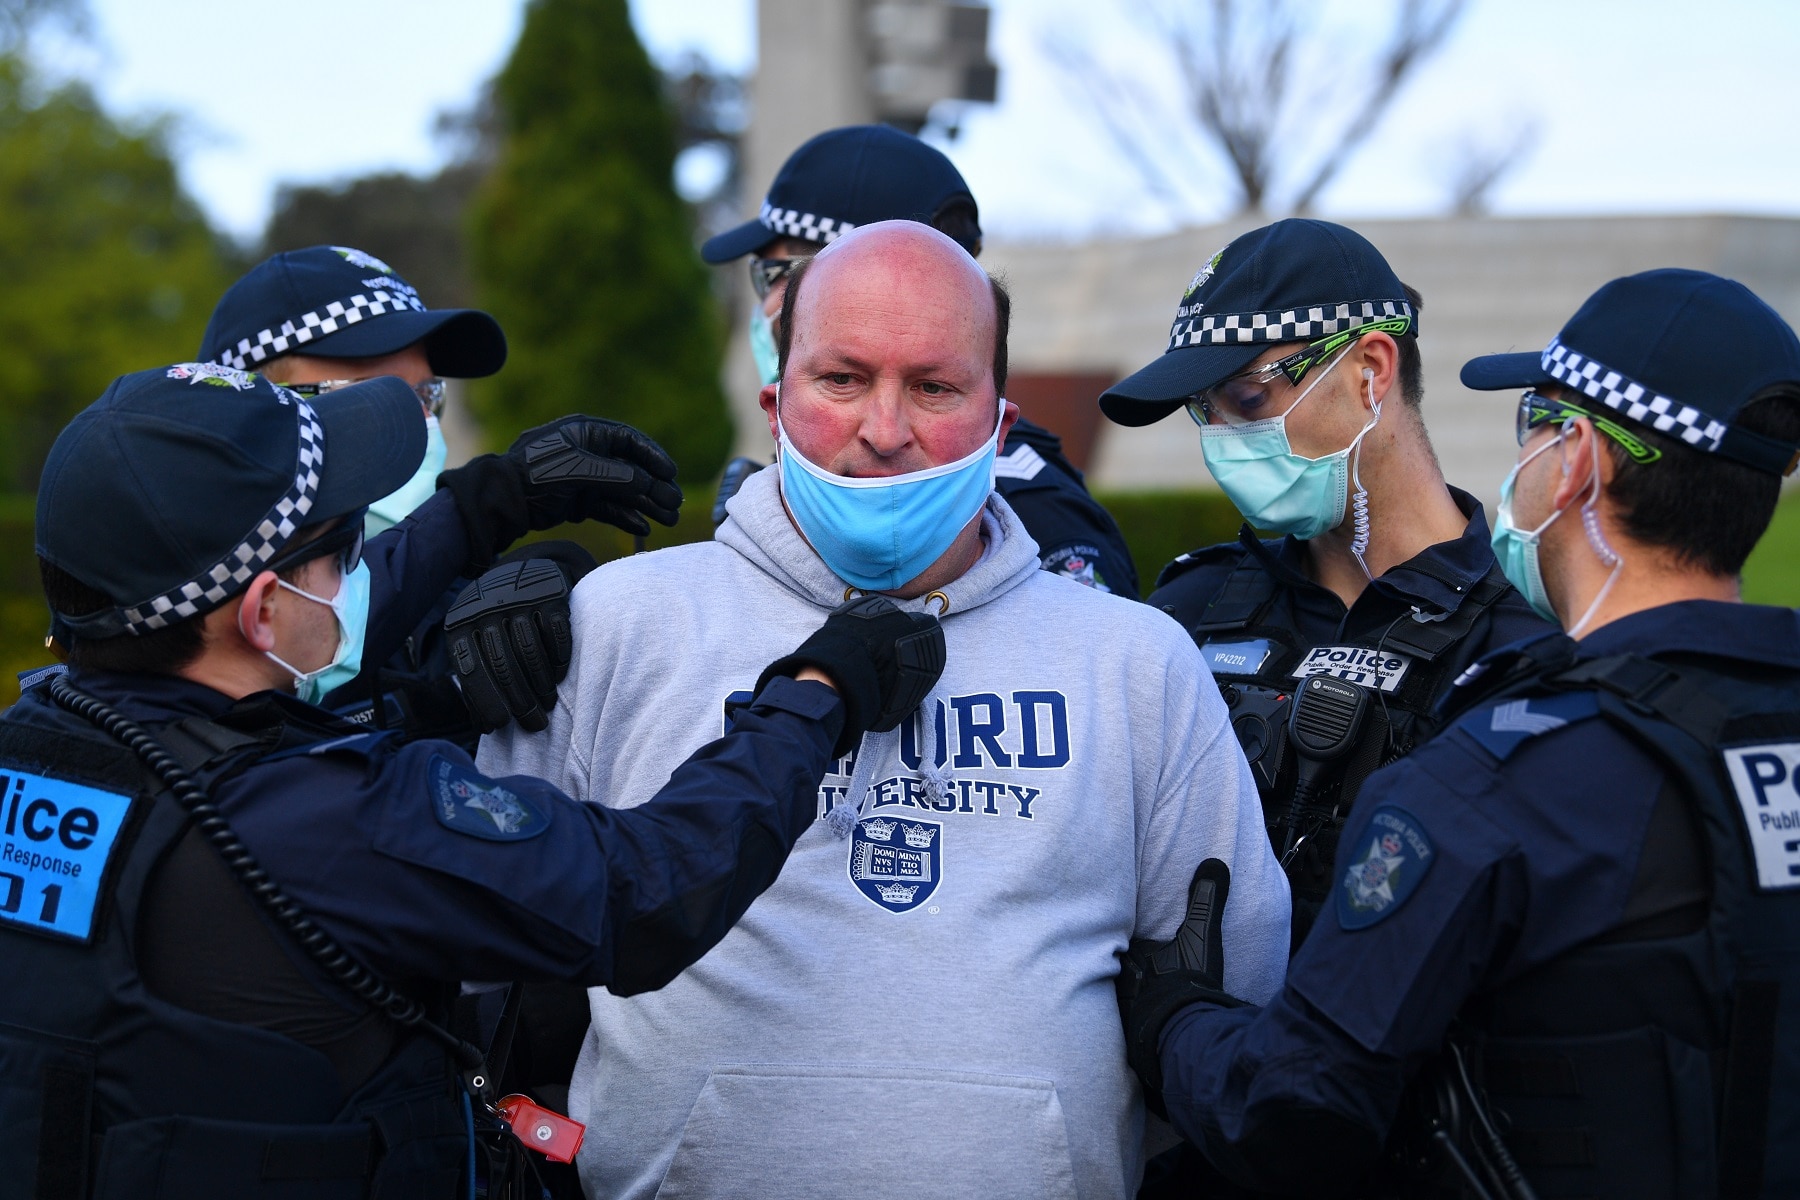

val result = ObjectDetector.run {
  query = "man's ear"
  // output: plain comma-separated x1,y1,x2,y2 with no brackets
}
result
232,570,283,653
759,382,780,443
1353,333,1400,411
1551,418,1608,510
997,398,1020,447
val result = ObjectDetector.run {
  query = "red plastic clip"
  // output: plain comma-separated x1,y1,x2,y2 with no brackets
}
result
497,1094,586,1164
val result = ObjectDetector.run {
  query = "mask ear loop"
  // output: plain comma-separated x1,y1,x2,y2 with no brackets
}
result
1348,367,1383,580
1566,424,1624,639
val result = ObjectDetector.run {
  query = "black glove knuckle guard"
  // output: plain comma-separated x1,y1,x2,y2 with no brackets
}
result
756,596,947,757
1117,858,1242,1116
445,559,575,735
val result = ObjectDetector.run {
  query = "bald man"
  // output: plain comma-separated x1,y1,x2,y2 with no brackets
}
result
479,223,1288,1199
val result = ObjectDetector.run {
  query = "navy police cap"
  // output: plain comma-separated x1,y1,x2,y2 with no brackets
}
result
37,364,425,639
1101,219,1417,427
701,125,980,263
201,245,506,379
1462,269,1800,475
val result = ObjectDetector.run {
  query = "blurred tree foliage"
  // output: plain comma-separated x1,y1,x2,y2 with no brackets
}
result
470,0,732,484
0,55,236,491
262,165,484,310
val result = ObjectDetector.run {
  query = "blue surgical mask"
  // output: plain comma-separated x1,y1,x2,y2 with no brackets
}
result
749,306,781,387
1196,348,1378,541
777,393,1004,591
265,561,371,704
366,414,447,537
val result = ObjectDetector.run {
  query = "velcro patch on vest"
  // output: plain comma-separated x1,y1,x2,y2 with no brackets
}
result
0,766,132,941
1722,742,1800,890
1337,805,1434,930
1201,638,1273,676
430,756,550,842
1292,645,1413,692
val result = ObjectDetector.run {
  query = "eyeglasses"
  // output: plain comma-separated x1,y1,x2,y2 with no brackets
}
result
264,517,365,580
284,377,447,418
1515,389,1662,464
749,255,810,300
1183,316,1414,427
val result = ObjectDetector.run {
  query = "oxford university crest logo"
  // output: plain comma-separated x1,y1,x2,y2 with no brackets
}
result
848,816,941,913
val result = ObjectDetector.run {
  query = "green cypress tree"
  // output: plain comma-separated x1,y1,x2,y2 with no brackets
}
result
470,0,731,487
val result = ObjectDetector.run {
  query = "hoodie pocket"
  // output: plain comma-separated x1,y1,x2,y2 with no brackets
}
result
654,1062,1080,1200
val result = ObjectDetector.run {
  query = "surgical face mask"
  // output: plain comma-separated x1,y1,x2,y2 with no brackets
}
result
1194,347,1380,544
776,392,1004,591
365,414,447,537
1490,427,1624,636
263,561,371,704
749,306,781,387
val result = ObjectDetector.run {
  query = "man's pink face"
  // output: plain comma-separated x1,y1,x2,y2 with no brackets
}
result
762,225,1015,477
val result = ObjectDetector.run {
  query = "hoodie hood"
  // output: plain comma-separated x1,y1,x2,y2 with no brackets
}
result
717,464,1042,617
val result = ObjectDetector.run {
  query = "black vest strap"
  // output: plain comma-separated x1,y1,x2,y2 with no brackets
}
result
1380,566,1511,663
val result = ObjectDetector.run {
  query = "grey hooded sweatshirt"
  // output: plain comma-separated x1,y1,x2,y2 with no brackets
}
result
478,468,1289,1199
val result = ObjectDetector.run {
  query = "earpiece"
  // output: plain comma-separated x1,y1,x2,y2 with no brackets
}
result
1362,368,1374,381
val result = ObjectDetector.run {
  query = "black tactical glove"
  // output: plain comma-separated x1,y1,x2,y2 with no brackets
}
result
1117,858,1247,1119
437,416,683,568
756,596,946,757
445,550,595,735
711,456,766,527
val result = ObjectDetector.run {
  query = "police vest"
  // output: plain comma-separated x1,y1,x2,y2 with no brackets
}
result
1401,649,1800,1200
1173,547,1511,947
0,695,469,1199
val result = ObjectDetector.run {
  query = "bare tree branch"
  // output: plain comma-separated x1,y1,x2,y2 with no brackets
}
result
1047,0,1469,218
1289,0,1466,212
1441,114,1540,215
1040,27,1208,221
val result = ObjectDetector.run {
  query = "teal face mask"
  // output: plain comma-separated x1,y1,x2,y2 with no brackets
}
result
1490,436,1564,623
1491,428,1623,636
366,414,446,537
749,306,781,387
777,394,1003,591
265,561,371,704
1195,348,1379,544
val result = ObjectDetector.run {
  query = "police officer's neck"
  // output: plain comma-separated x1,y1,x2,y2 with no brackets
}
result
1551,530,1740,640
1303,415,1467,609
173,593,308,702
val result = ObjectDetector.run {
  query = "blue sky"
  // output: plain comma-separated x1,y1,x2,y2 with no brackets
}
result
61,0,1800,243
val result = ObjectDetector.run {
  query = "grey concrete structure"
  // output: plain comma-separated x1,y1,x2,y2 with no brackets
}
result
985,214,1800,505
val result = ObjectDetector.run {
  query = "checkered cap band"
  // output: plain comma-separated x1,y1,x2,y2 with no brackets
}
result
214,288,429,370
759,201,857,246
1543,338,1727,453
119,392,324,634
1166,299,1414,354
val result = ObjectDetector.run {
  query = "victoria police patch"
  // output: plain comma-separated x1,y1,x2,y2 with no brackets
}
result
1337,806,1434,930
848,815,940,913
429,756,549,842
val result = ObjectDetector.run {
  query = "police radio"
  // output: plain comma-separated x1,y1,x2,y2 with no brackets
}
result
1281,675,1370,861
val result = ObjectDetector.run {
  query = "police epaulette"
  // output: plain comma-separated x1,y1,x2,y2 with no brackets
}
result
1432,631,1578,728
1154,540,1253,590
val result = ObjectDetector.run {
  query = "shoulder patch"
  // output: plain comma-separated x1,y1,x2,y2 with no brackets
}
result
429,756,550,842
1337,805,1435,930
1042,544,1111,592
1460,690,1600,762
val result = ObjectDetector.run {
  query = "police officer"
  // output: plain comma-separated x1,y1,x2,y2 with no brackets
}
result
2,363,945,1196
1119,269,1800,1198
705,124,1140,596
199,245,649,745
1100,219,1547,949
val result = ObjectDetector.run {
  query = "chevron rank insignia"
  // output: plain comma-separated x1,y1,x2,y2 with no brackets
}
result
1463,690,1599,762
